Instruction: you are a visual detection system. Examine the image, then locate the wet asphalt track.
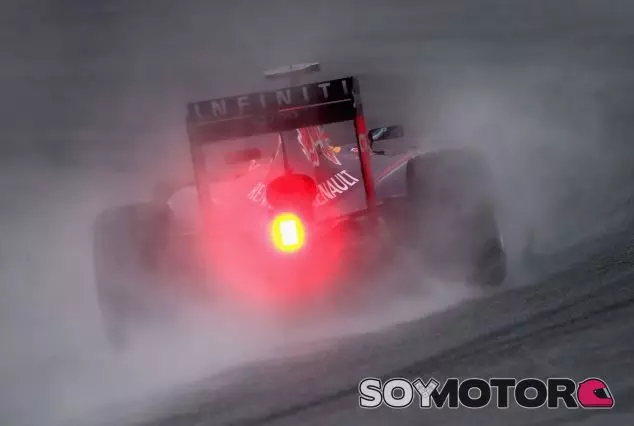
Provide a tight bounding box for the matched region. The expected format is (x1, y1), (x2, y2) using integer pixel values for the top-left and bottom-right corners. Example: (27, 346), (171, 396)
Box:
(133, 224), (634, 426)
(3, 1), (634, 425)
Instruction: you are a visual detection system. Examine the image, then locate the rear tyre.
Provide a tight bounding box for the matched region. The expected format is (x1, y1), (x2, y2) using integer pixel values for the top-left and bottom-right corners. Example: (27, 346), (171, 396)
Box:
(92, 203), (171, 350)
(405, 148), (506, 287)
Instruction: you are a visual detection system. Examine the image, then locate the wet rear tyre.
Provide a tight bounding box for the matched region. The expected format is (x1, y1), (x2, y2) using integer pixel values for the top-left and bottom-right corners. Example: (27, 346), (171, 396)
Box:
(92, 203), (170, 350)
(405, 148), (507, 287)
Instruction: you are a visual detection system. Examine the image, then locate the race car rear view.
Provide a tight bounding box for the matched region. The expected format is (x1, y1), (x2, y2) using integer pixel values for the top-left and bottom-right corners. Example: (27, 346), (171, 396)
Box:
(93, 64), (507, 349)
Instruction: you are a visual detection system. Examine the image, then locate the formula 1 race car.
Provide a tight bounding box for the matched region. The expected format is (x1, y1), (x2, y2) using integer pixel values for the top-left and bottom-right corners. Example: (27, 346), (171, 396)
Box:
(93, 63), (506, 348)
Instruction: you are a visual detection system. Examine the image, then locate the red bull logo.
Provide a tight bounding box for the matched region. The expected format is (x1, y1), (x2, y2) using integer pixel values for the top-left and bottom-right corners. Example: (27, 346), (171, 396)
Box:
(296, 126), (342, 167)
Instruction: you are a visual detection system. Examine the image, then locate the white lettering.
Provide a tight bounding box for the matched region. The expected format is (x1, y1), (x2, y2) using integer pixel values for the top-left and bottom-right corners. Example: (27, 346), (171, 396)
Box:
(314, 192), (326, 206)
(413, 379), (439, 408)
(237, 96), (250, 115)
(211, 100), (227, 117)
(276, 89), (292, 105)
(332, 174), (349, 191)
(248, 159), (260, 171)
(311, 170), (360, 206)
(327, 180), (342, 195)
(194, 103), (204, 119)
(384, 379), (414, 408)
(359, 378), (382, 409)
(248, 170), (359, 208)
(318, 183), (334, 200)
(247, 183), (259, 200)
(339, 170), (360, 185)
(247, 182), (267, 204)
(318, 82), (331, 99)
(341, 79), (349, 95)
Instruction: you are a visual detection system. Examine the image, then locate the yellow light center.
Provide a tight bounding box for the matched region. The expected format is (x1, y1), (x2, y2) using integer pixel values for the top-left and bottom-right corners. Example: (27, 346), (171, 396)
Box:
(270, 212), (305, 253)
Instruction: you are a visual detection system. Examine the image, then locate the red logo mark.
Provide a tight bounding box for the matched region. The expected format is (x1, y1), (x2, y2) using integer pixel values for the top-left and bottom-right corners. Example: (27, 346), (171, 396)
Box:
(296, 126), (342, 166)
(577, 378), (614, 409)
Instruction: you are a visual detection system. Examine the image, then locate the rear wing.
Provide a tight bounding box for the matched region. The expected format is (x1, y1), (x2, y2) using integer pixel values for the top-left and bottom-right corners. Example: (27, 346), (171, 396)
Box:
(186, 77), (359, 144)
(186, 75), (378, 223)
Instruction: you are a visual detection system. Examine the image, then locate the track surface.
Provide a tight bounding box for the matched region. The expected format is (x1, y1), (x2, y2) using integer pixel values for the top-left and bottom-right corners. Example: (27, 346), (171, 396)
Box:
(2, 1), (634, 426)
(137, 226), (634, 426)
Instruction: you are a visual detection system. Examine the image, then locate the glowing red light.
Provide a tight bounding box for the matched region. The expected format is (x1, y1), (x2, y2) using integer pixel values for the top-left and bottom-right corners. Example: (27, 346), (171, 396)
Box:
(270, 212), (305, 253)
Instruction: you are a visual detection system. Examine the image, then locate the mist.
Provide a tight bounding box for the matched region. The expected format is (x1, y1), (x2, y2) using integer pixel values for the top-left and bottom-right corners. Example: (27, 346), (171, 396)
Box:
(2, 1), (634, 425)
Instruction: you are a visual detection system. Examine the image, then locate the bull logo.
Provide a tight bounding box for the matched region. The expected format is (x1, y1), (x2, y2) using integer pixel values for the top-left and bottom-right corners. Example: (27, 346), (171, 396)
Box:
(296, 126), (342, 167)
